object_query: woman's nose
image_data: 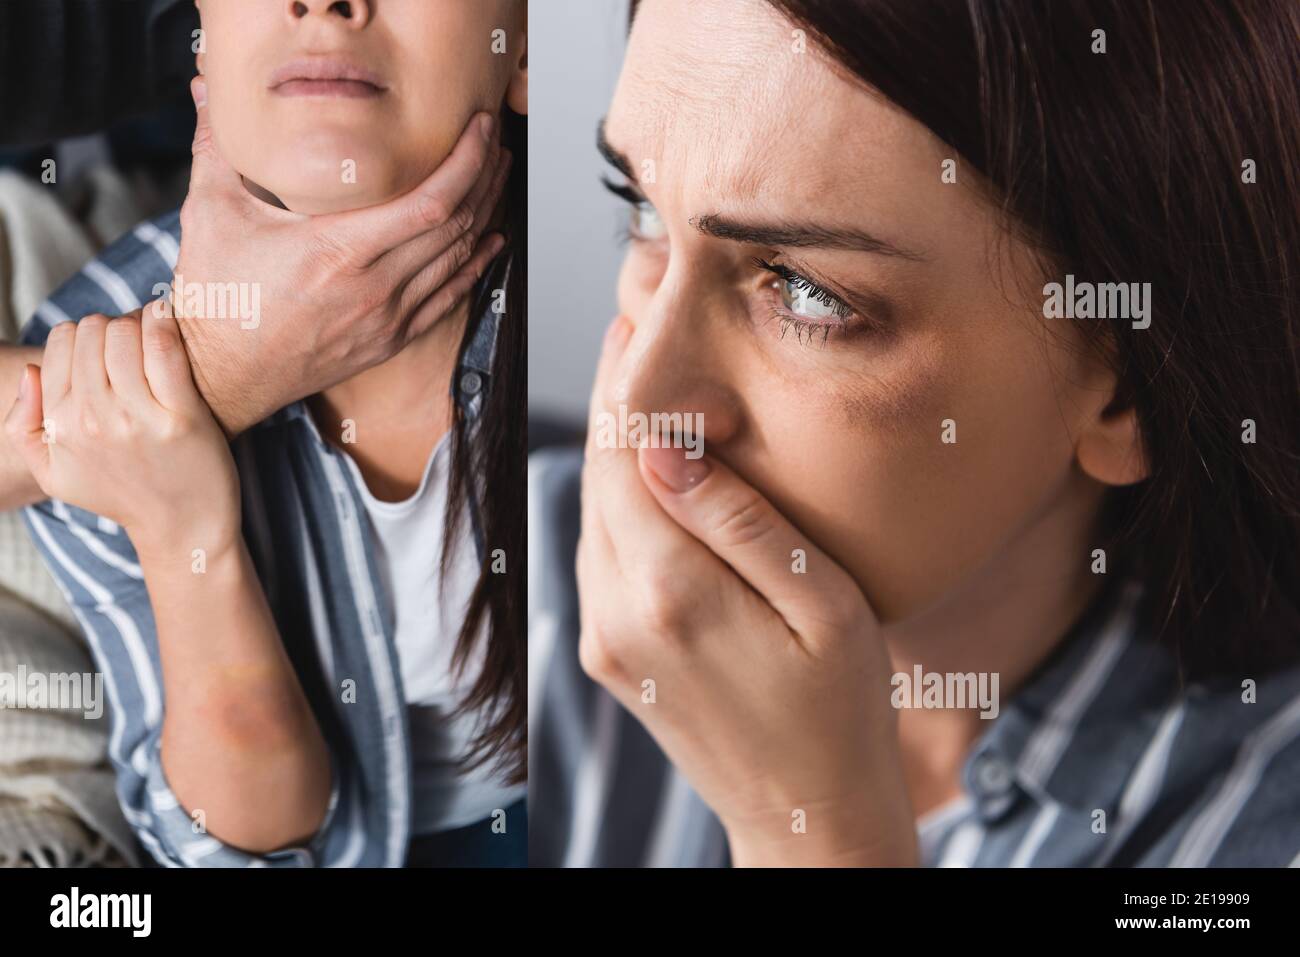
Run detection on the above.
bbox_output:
[612,305,742,451]
[287,0,372,28]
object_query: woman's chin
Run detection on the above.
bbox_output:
[237,145,447,215]
[265,161,444,214]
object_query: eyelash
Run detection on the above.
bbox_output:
[602,177,656,244]
[601,176,878,347]
[751,257,856,346]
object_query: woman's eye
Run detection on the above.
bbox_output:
[629,202,666,241]
[757,259,852,321]
[776,272,846,319]
[601,177,668,243]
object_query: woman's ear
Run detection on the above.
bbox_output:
[505,31,528,115]
[1076,400,1149,486]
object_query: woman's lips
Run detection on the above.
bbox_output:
[269,58,387,98]
[272,78,385,98]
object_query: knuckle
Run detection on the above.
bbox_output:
[109,406,136,438]
[392,279,427,330]
[157,415,189,443]
[143,325,178,356]
[106,316,142,340]
[711,495,776,548]
[350,268,394,319]
[46,321,75,346]
[308,228,357,273]
[447,203,475,236]
[636,566,692,635]
[450,232,476,265]
[413,191,453,230]
[77,404,103,440]
[831,592,872,632]
[578,626,624,685]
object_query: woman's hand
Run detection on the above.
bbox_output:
[576,316,918,867]
[4,302,241,562]
[173,76,510,436]
[6,302,334,854]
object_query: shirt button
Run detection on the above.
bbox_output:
[460,371,483,396]
[972,752,1014,796]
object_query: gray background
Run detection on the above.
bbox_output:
[528,0,630,423]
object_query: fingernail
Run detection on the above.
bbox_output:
[192,77,208,108]
[18,366,30,400]
[642,445,711,493]
[479,113,495,143]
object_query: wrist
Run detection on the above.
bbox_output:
[726,825,919,868]
[722,797,919,868]
[128,511,244,573]
[173,311,265,437]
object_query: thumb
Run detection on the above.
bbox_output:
[637,444,877,638]
[4,364,50,489]
[140,300,201,412]
[188,76,242,195]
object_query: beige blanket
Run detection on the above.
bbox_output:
[0,165,147,867]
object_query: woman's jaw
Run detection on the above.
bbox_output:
[226,117,477,215]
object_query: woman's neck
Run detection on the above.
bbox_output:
[310,296,472,502]
[883,466,1107,818]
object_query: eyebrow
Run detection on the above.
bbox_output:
[596,118,926,262]
[691,214,926,261]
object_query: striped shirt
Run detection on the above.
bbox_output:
[19,210,524,867]
[528,447,1300,867]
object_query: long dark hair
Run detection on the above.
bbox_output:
[631,0,1300,679]
[443,101,526,783]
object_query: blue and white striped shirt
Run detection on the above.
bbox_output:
[19,210,523,867]
[528,447,1300,867]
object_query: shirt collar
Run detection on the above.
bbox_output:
[957,579,1177,824]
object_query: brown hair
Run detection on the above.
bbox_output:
[445,101,526,783]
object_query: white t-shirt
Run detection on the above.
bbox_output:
[341,432,524,834]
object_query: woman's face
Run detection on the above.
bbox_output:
[198,0,524,214]
[602,0,1124,623]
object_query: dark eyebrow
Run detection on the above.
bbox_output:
[596,119,634,180]
[597,117,923,261]
[691,213,927,261]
